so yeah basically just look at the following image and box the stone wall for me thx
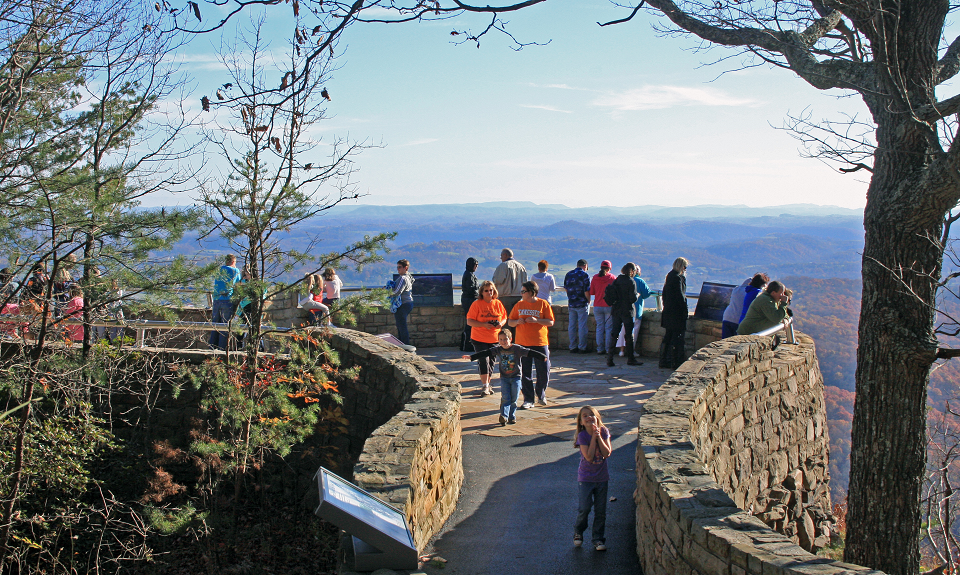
[331,329,464,553]
[261,292,722,356]
[635,335,874,575]
[106,326,463,555]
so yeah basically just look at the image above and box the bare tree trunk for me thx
[845,98,954,573]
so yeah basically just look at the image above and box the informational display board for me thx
[314,467,418,571]
[393,273,453,307]
[693,282,738,322]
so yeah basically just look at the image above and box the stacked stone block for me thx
[332,330,464,554]
[260,293,724,357]
[636,335,878,575]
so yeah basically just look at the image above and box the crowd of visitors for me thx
[459,250,667,407]
[0,259,129,344]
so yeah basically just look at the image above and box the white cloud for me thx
[592,85,758,111]
[520,104,572,114]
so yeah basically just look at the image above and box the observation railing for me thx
[750,315,796,344]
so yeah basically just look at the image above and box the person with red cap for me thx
[588,260,616,355]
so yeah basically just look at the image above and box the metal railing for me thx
[0,316,304,349]
[751,316,796,344]
[133,284,700,312]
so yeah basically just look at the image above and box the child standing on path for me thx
[574,405,612,552]
[464,330,546,426]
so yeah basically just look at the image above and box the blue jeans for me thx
[568,306,589,350]
[575,481,607,544]
[209,299,235,350]
[500,376,521,420]
[520,345,550,403]
[394,301,413,345]
[593,306,612,353]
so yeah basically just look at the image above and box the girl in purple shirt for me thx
[574,405,612,551]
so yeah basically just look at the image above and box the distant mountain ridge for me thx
[335,202,863,224]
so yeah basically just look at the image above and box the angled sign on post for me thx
[313,467,418,571]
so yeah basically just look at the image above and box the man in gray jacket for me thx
[493,248,527,314]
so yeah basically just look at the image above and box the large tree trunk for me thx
[843,5,956,572]
[846,201,941,574]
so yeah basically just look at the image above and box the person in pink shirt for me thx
[588,260,616,355]
[63,284,84,342]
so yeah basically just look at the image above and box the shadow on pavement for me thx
[421,434,642,575]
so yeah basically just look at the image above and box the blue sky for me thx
[165,1,883,210]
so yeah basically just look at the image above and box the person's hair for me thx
[498,329,513,341]
[621,262,636,275]
[765,280,785,295]
[68,283,83,298]
[397,259,410,269]
[32,263,44,274]
[672,257,690,274]
[577,259,588,268]
[306,273,324,294]
[0,268,11,284]
[538,260,548,272]
[501,248,513,259]
[522,280,538,296]
[465,257,478,270]
[479,280,498,300]
[322,268,336,280]
[53,266,72,283]
[575,405,604,446]
[750,273,767,289]
[225,254,236,264]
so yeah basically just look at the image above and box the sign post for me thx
[313,467,418,571]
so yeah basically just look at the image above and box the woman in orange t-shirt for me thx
[508,280,555,409]
[466,280,507,396]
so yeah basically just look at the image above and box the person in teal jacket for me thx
[737,281,791,335]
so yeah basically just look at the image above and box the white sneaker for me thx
[536,397,547,407]
[482,385,493,396]
[595,542,607,552]
[520,402,534,409]
[618,350,625,357]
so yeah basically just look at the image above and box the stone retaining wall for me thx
[261,292,721,357]
[105,325,462,555]
[331,329,464,554]
[635,335,878,575]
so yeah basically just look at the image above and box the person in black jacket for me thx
[460,257,480,351]
[606,263,640,367]
[659,257,690,369]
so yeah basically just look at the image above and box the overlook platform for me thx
[410,347,669,575]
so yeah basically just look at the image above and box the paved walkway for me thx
[415,348,671,575]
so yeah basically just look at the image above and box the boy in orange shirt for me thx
[509,281,555,409]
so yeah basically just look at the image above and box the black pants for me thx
[608,311,635,361]
[660,327,686,369]
[460,298,475,351]
[471,340,496,376]
[520,345,550,403]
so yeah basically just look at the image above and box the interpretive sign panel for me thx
[393,273,453,306]
[314,467,418,571]
[693,282,737,322]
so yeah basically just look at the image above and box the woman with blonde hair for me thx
[466,280,507,396]
[659,257,689,369]
[298,273,330,326]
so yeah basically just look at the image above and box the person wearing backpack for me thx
[605,263,640,367]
